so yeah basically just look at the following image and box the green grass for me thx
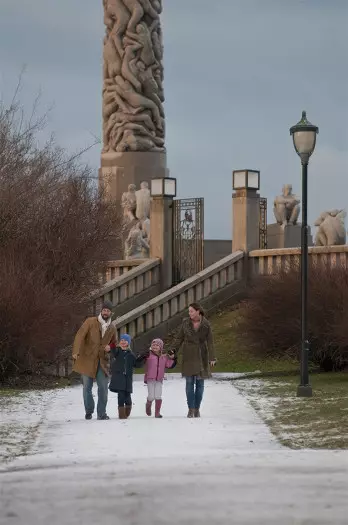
[235,372,348,449]
[210,308,298,374]
[153,307,298,375]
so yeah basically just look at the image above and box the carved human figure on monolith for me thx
[102,0,165,153]
[314,209,346,246]
[273,184,300,226]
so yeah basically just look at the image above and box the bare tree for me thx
[0,99,120,381]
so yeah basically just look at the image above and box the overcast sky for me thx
[1,0,347,238]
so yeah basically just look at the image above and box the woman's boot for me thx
[146,400,152,416]
[125,405,132,418]
[194,408,200,418]
[155,399,163,418]
[187,408,195,418]
[118,406,127,419]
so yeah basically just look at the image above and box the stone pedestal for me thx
[267,223,313,249]
[99,152,168,205]
[232,189,260,252]
[150,196,173,291]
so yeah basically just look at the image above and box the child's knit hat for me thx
[151,338,164,352]
[120,334,132,346]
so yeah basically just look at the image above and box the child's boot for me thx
[146,400,152,416]
[155,399,163,418]
[118,406,127,419]
[125,405,132,418]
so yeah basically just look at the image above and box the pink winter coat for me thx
[144,352,175,383]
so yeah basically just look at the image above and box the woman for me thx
[172,303,216,418]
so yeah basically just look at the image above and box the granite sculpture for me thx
[273,184,300,226]
[102,0,165,153]
[314,209,346,246]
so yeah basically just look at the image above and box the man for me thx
[72,301,117,420]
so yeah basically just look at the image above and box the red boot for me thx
[155,399,163,418]
[146,400,152,416]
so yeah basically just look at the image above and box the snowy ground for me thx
[0,374,347,524]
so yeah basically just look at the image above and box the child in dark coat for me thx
[109,334,144,419]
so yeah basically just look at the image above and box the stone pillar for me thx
[232,189,260,252]
[150,196,173,291]
[100,152,168,205]
[100,0,167,205]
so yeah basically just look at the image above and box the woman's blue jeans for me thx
[185,376,205,410]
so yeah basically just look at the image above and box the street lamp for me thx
[290,111,319,398]
[150,177,177,198]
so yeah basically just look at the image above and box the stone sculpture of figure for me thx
[124,221,149,259]
[135,181,151,221]
[314,209,347,246]
[125,22,156,66]
[115,76,163,130]
[273,184,301,226]
[136,61,164,113]
[121,184,137,219]
[104,0,130,58]
[102,0,165,153]
[143,217,150,244]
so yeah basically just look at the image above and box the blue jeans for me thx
[185,376,205,410]
[82,362,108,418]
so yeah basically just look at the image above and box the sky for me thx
[0,0,347,239]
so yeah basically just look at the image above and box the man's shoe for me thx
[97,414,110,420]
[85,413,92,420]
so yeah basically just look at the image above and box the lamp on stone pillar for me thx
[150,177,177,291]
[232,170,261,252]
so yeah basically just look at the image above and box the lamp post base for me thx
[297,384,313,398]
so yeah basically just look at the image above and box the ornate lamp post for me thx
[290,111,319,397]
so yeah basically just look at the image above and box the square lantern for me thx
[150,177,177,197]
[232,170,260,190]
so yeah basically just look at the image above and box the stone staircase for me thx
[114,251,245,351]
[54,245,348,375]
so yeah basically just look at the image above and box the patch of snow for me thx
[0,378,347,524]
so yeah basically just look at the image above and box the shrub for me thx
[0,100,119,381]
[235,262,348,371]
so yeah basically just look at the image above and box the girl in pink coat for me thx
[143,338,177,418]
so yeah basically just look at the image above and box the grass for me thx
[210,308,298,374]
[235,372,348,449]
[146,307,299,376]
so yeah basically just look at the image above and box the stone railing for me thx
[102,259,149,283]
[249,245,348,276]
[91,258,161,317]
[114,251,245,350]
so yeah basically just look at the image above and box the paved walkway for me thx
[0,375,347,524]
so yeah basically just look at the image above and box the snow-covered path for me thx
[0,376,347,524]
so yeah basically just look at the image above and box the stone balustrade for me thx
[91,258,161,317]
[102,259,149,283]
[114,251,245,350]
[249,245,348,276]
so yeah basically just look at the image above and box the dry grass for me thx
[235,372,348,449]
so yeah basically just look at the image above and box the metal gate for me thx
[259,197,267,249]
[172,198,204,285]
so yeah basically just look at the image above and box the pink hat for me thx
[151,338,164,351]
